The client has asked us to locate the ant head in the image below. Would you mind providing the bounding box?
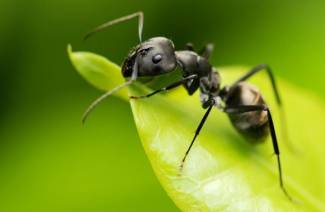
[122,37,177,77]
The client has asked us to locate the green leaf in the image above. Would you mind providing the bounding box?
[67,44,127,100]
[68,45,325,211]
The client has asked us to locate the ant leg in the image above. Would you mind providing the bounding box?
[180,101,214,171]
[229,64,294,151]
[224,104,292,201]
[185,43,194,51]
[84,11,144,42]
[229,64,281,104]
[199,43,214,59]
[130,74,198,99]
[184,43,214,59]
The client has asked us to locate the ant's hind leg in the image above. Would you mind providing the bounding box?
[224,104,293,201]
[229,64,295,152]
[229,64,281,104]
[130,74,198,99]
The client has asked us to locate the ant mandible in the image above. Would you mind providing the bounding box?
[82,11,292,201]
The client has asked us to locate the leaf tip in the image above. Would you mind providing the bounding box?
[67,44,74,64]
[67,44,72,54]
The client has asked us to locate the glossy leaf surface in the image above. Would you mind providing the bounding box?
[68,46,325,211]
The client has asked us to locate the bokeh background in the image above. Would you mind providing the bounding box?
[1,0,324,211]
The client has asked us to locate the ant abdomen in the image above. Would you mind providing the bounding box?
[225,82,269,142]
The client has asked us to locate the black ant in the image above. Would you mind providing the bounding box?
[83,11,292,201]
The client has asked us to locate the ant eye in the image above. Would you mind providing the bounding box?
[152,54,162,64]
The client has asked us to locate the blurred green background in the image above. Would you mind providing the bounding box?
[0,0,324,211]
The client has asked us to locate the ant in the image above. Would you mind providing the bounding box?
[83,11,292,201]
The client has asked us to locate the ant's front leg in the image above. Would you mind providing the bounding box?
[130,74,198,99]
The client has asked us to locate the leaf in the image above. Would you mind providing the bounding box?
[68,45,325,211]
[67,44,127,100]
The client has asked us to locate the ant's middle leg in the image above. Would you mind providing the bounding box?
[184,43,214,59]
[199,43,214,59]
[180,100,214,171]
[185,43,194,51]
[224,104,292,201]
[130,74,198,99]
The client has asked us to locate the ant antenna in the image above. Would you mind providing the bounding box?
[84,11,144,42]
[82,59,139,124]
